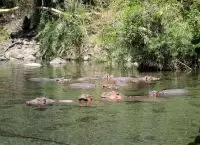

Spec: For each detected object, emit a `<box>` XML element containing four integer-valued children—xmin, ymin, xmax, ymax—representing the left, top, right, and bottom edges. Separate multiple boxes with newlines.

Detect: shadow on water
<box><xmin>33</xmin><ymin>107</ymin><xmax>48</xmax><ymax>111</ymax></box>
<box><xmin>76</xmin><ymin>116</ymin><xmax>98</xmax><ymax>122</ymax></box>
<box><xmin>0</xmin><ymin>128</ymin><xmax>70</xmax><ymax>145</ymax></box>
<box><xmin>188</xmin><ymin>128</ymin><xmax>200</xmax><ymax>145</ymax></box>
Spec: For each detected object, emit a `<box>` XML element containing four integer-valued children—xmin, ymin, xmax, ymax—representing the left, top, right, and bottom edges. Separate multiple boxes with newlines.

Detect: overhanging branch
<box><xmin>37</xmin><ymin>6</ymin><xmax>65</xmax><ymax>15</ymax></box>
<box><xmin>0</xmin><ymin>6</ymin><xmax>19</xmax><ymax>13</ymax></box>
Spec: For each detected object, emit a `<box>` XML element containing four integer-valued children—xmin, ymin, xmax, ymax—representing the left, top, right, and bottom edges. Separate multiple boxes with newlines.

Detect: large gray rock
<box><xmin>0</xmin><ymin>56</ymin><xmax>8</xmax><ymax>61</ymax></box>
<box><xmin>3</xmin><ymin>39</ymin><xmax>40</xmax><ymax>61</ymax></box>
<box><xmin>50</xmin><ymin>58</ymin><xmax>67</xmax><ymax>65</ymax></box>
<box><xmin>24</xmin><ymin>55</ymin><xmax>36</xmax><ymax>62</ymax></box>
<box><xmin>24</xmin><ymin>63</ymin><xmax>42</xmax><ymax>68</ymax></box>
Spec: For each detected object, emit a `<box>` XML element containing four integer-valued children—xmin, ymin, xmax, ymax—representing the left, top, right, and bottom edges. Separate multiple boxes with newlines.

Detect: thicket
<box><xmin>101</xmin><ymin>0</ymin><xmax>200</xmax><ymax>71</ymax></box>
<box><xmin>38</xmin><ymin>0</ymin><xmax>110</xmax><ymax>60</ymax></box>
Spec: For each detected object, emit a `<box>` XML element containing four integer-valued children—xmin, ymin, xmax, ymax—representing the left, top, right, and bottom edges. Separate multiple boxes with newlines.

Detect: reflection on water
<box><xmin>0</xmin><ymin>62</ymin><xmax>199</xmax><ymax>145</ymax></box>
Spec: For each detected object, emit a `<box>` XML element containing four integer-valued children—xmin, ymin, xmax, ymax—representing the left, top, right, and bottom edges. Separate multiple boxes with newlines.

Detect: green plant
<box><xmin>39</xmin><ymin>11</ymin><xmax>84</xmax><ymax>60</ymax></box>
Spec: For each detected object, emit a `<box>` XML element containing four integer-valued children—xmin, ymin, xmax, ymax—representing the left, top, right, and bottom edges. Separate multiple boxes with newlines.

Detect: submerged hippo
<box><xmin>102</xmin><ymin>83</ymin><xmax>118</xmax><ymax>89</ymax></box>
<box><xmin>58</xmin><ymin>94</ymin><xmax>93</xmax><ymax>106</ymax></box>
<box><xmin>101</xmin><ymin>91</ymin><xmax>123</xmax><ymax>101</ymax></box>
<box><xmin>149</xmin><ymin>89</ymin><xmax>188</xmax><ymax>97</ymax></box>
<box><xmin>70</xmin><ymin>83</ymin><xmax>96</xmax><ymax>89</ymax></box>
<box><xmin>77</xmin><ymin>77</ymin><xmax>99</xmax><ymax>82</ymax></box>
<box><xmin>132</xmin><ymin>76</ymin><xmax>160</xmax><ymax>83</ymax></box>
<box><xmin>101</xmin><ymin>91</ymin><xmax>159</xmax><ymax>102</ymax></box>
<box><xmin>26</xmin><ymin>94</ymin><xmax>93</xmax><ymax>106</ymax></box>
<box><xmin>126</xmin><ymin>95</ymin><xmax>160</xmax><ymax>102</ymax></box>
<box><xmin>126</xmin><ymin>89</ymin><xmax>188</xmax><ymax>103</ymax></box>
<box><xmin>26</xmin><ymin>97</ymin><xmax>55</xmax><ymax>106</ymax></box>
<box><xmin>29</xmin><ymin>77</ymin><xmax>71</xmax><ymax>83</ymax></box>
<box><xmin>101</xmin><ymin>75</ymin><xmax>160</xmax><ymax>89</ymax></box>
<box><xmin>111</xmin><ymin>77</ymin><xmax>134</xmax><ymax>83</ymax></box>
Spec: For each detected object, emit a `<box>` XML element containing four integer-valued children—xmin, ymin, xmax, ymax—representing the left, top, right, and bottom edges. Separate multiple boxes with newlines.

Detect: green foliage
<box><xmin>39</xmin><ymin>12</ymin><xmax>84</xmax><ymax>59</ymax></box>
<box><xmin>101</xmin><ymin>0</ymin><xmax>200</xmax><ymax>70</ymax></box>
<box><xmin>0</xmin><ymin>28</ymin><xmax>9</xmax><ymax>42</ymax></box>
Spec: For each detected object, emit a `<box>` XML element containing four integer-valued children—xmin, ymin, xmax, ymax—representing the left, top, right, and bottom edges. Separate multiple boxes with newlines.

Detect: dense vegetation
<box><xmin>1</xmin><ymin>0</ymin><xmax>200</xmax><ymax>71</ymax></box>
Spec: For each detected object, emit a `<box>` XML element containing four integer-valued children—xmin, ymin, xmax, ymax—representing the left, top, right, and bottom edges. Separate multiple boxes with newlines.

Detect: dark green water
<box><xmin>0</xmin><ymin>62</ymin><xmax>199</xmax><ymax>145</ymax></box>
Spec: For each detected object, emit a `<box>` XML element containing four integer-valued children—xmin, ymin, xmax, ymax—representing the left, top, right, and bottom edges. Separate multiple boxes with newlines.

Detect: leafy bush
<box><xmin>101</xmin><ymin>0</ymin><xmax>200</xmax><ymax>70</ymax></box>
<box><xmin>39</xmin><ymin>12</ymin><xmax>84</xmax><ymax>60</ymax></box>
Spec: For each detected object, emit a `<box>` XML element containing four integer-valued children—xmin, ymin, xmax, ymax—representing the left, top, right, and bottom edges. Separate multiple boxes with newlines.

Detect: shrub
<box><xmin>39</xmin><ymin>12</ymin><xmax>84</xmax><ymax>60</ymax></box>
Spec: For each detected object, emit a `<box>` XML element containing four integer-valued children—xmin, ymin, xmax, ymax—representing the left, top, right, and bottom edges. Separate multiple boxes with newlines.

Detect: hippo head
<box><xmin>149</xmin><ymin>90</ymin><xmax>160</xmax><ymax>97</ymax></box>
<box><xmin>78</xmin><ymin>94</ymin><xmax>93</xmax><ymax>105</ymax></box>
<box><xmin>101</xmin><ymin>91</ymin><xmax>123</xmax><ymax>101</ymax></box>
<box><xmin>143</xmin><ymin>76</ymin><xmax>160</xmax><ymax>82</ymax></box>
<box><xmin>86</xmin><ymin>96</ymin><xmax>93</xmax><ymax>105</ymax></box>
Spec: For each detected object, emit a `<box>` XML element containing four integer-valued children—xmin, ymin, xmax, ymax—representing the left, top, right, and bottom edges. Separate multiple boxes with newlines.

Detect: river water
<box><xmin>0</xmin><ymin>61</ymin><xmax>199</xmax><ymax>145</ymax></box>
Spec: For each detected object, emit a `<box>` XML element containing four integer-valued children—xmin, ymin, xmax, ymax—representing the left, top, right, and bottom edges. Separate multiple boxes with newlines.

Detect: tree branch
<box><xmin>37</xmin><ymin>6</ymin><xmax>65</xmax><ymax>15</ymax></box>
<box><xmin>176</xmin><ymin>59</ymin><xmax>192</xmax><ymax>71</ymax></box>
<box><xmin>0</xmin><ymin>6</ymin><xmax>19</xmax><ymax>13</ymax></box>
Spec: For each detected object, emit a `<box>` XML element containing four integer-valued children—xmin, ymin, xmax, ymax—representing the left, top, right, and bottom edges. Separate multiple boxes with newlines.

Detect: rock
<box><xmin>0</xmin><ymin>56</ymin><xmax>8</xmax><ymax>61</ymax></box>
<box><xmin>50</xmin><ymin>58</ymin><xmax>67</xmax><ymax>65</ymax></box>
<box><xmin>9</xmin><ymin>57</ymin><xmax>17</xmax><ymax>61</ymax></box>
<box><xmin>2</xmin><ymin>37</ymin><xmax>40</xmax><ymax>62</ymax></box>
<box><xmin>24</xmin><ymin>55</ymin><xmax>36</xmax><ymax>62</ymax></box>
<box><xmin>5</xmin><ymin>48</ymin><xmax>23</xmax><ymax>59</ymax></box>
<box><xmin>24</xmin><ymin>63</ymin><xmax>41</xmax><ymax>68</ymax></box>
<box><xmin>15</xmin><ymin>53</ymin><xmax>24</xmax><ymax>59</ymax></box>
<box><xmin>83</xmin><ymin>54</ymin><xmax>92</xmax><ymax>61</ymax></box>
<box><xmin>133</xmin><ymin>62</ymin><xmax>139</xmax><ymax>67</ymax></box>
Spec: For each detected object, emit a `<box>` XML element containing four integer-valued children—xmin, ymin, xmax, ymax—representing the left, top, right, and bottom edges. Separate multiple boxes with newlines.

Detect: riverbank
<box><xmin>1</xmin><ymin>0</ymin><xmax>200</xmax><ymax>72</ymax></box>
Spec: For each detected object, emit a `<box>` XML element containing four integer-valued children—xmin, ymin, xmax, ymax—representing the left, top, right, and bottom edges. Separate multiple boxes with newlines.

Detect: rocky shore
<box><xmin>0</xmin><ymin>38</ymin><xmax>41</xmax><ymax>62</ymax></box>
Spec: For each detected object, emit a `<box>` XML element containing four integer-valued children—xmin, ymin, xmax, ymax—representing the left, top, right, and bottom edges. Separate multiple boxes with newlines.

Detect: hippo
<box><xmin>58</xmin><ymin>94</ymin><xmax>93</xmax><ymax>105</ymax></box>
<box><xmin>26</xmin><ymin>97</ymin><xmax>55</xmax><ymax>106</ymax></box>
<box><xmin>26</xmin><ymin>94</ymin><xmax>93</xmax><ymax>106</ymax></box>
<box><xmin>29</xmin><ymin>77</ymin><xmax>71</xmax><ymax>83</ymax></box>
<box><xmin>111</xmin><ymin>77</ymin><xmax>134</xmax><ymax>83</ymax></box>
<box><xmin>77</xmin><ymin>77</ymin><xmax>99</xmax><ymax>82</ymax></box>
<box><xmin>101</xmin><ymin>91</ymin><xmax>123</xmax><ymax>101</ymax></box>
<box><xmin>70</xmin><ymin>83</ymin><xmax>96</xmax><ymax>89</ymax></box>
<box><xmin>125</xmin><ymin>95</ymin><xmax>160</xmax><ymax>102</ymax></box>
<box><xmin>100</xmin><ymin>75</ymin><xmax>160</xmax><ymax>89</ymax></box>
<box><xmin>100</xmin><ymin>91</ymin><xmax>159</xmax><ymax>102</ymax></box>
<box><xmin>102</xmin><ymin>83</ymin><xmax>118</xmax><ymax>89</ymax></box>
<box><xmin>132</xmin><ymin>76</ymin><xmax>160</xmax><ymax>83</ymax></box>
<box><xmin>53</xmin><ymin>77</ymin><xmax>71</xmax><ymax>83</ymax></box>
<box><xmin>78</xmin><ymin>94</ymin><xmax>93</xmax><ymax>105</ymax></box>
<box><xmin>149</xmin><ymin>89</ymin><xmax>188</xmax><ymax>97</ymax></box>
